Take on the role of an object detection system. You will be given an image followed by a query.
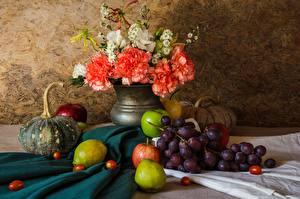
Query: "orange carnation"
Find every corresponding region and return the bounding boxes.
[114,47,151,85]
[171,45,195,84]
[151,59,179,97]
[85,53,114,91]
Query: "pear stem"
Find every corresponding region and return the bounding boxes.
[41,82,64,119]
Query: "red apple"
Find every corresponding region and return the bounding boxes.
[208,123,229,149]
[132,143,160,168]
[56,104,87,123]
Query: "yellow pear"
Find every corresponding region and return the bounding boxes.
[160,98,182,120]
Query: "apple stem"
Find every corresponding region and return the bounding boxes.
[41,82,64,119]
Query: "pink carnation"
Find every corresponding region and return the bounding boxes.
[114,47,151,85]
[85,53,113,91]
[151,59,179,97]
[171,45,195,84]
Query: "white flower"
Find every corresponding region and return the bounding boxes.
[163,39,171,47]
[152,57,158,64]
[160,34,172,41]
[100,3,109,17]
[187,32,193,38]
[194,36,199,40]
[135,30,156,52]
[106,30,127,49]
[107,52,116,63]
[104,30,128,62]
[105,41,117,63]
[160,29,174,41]
[162,47,171,55]
[186,39,192,44]
[105,42,117,62]
[106,40,116,51]
[128,23,156,52]
[72,63,86,78]
[98,33,106,43]
[163,29,173,37]
[128,23,140,40]
[153,53,161,59]
[155,52,162,58]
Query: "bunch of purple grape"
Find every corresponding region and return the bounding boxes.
[157,116,276,173]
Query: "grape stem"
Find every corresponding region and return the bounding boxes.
[175,133,187,143]
[205,147,220,156]
[146,121,164,131]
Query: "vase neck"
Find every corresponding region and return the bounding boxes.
[114,84,160,106]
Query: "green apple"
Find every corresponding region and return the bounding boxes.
[135,159,166,192]
[141,109,169,138]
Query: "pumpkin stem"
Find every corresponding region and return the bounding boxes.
[184,118,201,132]
[194,96,218,108]
[41,82,64,119]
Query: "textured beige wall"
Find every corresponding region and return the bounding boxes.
[0,0,300,126]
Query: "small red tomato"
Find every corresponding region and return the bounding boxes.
[106,160,117,170]
[180,176,191,186]
[73,164,85,172]
[8,180,24,191]
[249,165,262,175]
[53,152,61,160]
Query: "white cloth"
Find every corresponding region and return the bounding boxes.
[165,132,300,199]
[229,132,300,161]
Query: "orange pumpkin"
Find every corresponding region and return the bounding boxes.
[181,96,237,130]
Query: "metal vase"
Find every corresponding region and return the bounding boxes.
[110,84,163,126]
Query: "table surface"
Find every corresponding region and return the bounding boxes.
[1,124,300,199]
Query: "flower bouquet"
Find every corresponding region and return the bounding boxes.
[70,1,199,125]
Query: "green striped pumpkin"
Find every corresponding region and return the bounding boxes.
[18,82,81,156]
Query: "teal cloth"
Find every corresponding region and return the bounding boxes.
[0,125,145,199]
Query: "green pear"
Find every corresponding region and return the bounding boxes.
[134,159,166,192]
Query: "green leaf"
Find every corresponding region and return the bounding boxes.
[83,37,87,49]
[70,76,85,87]
[154,27,164,40]
[70,28,99,52]
[70,32,84,43]
[155,40,163,53]
[87,36,98,51]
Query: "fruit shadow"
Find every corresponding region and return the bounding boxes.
[134,177,200,198]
